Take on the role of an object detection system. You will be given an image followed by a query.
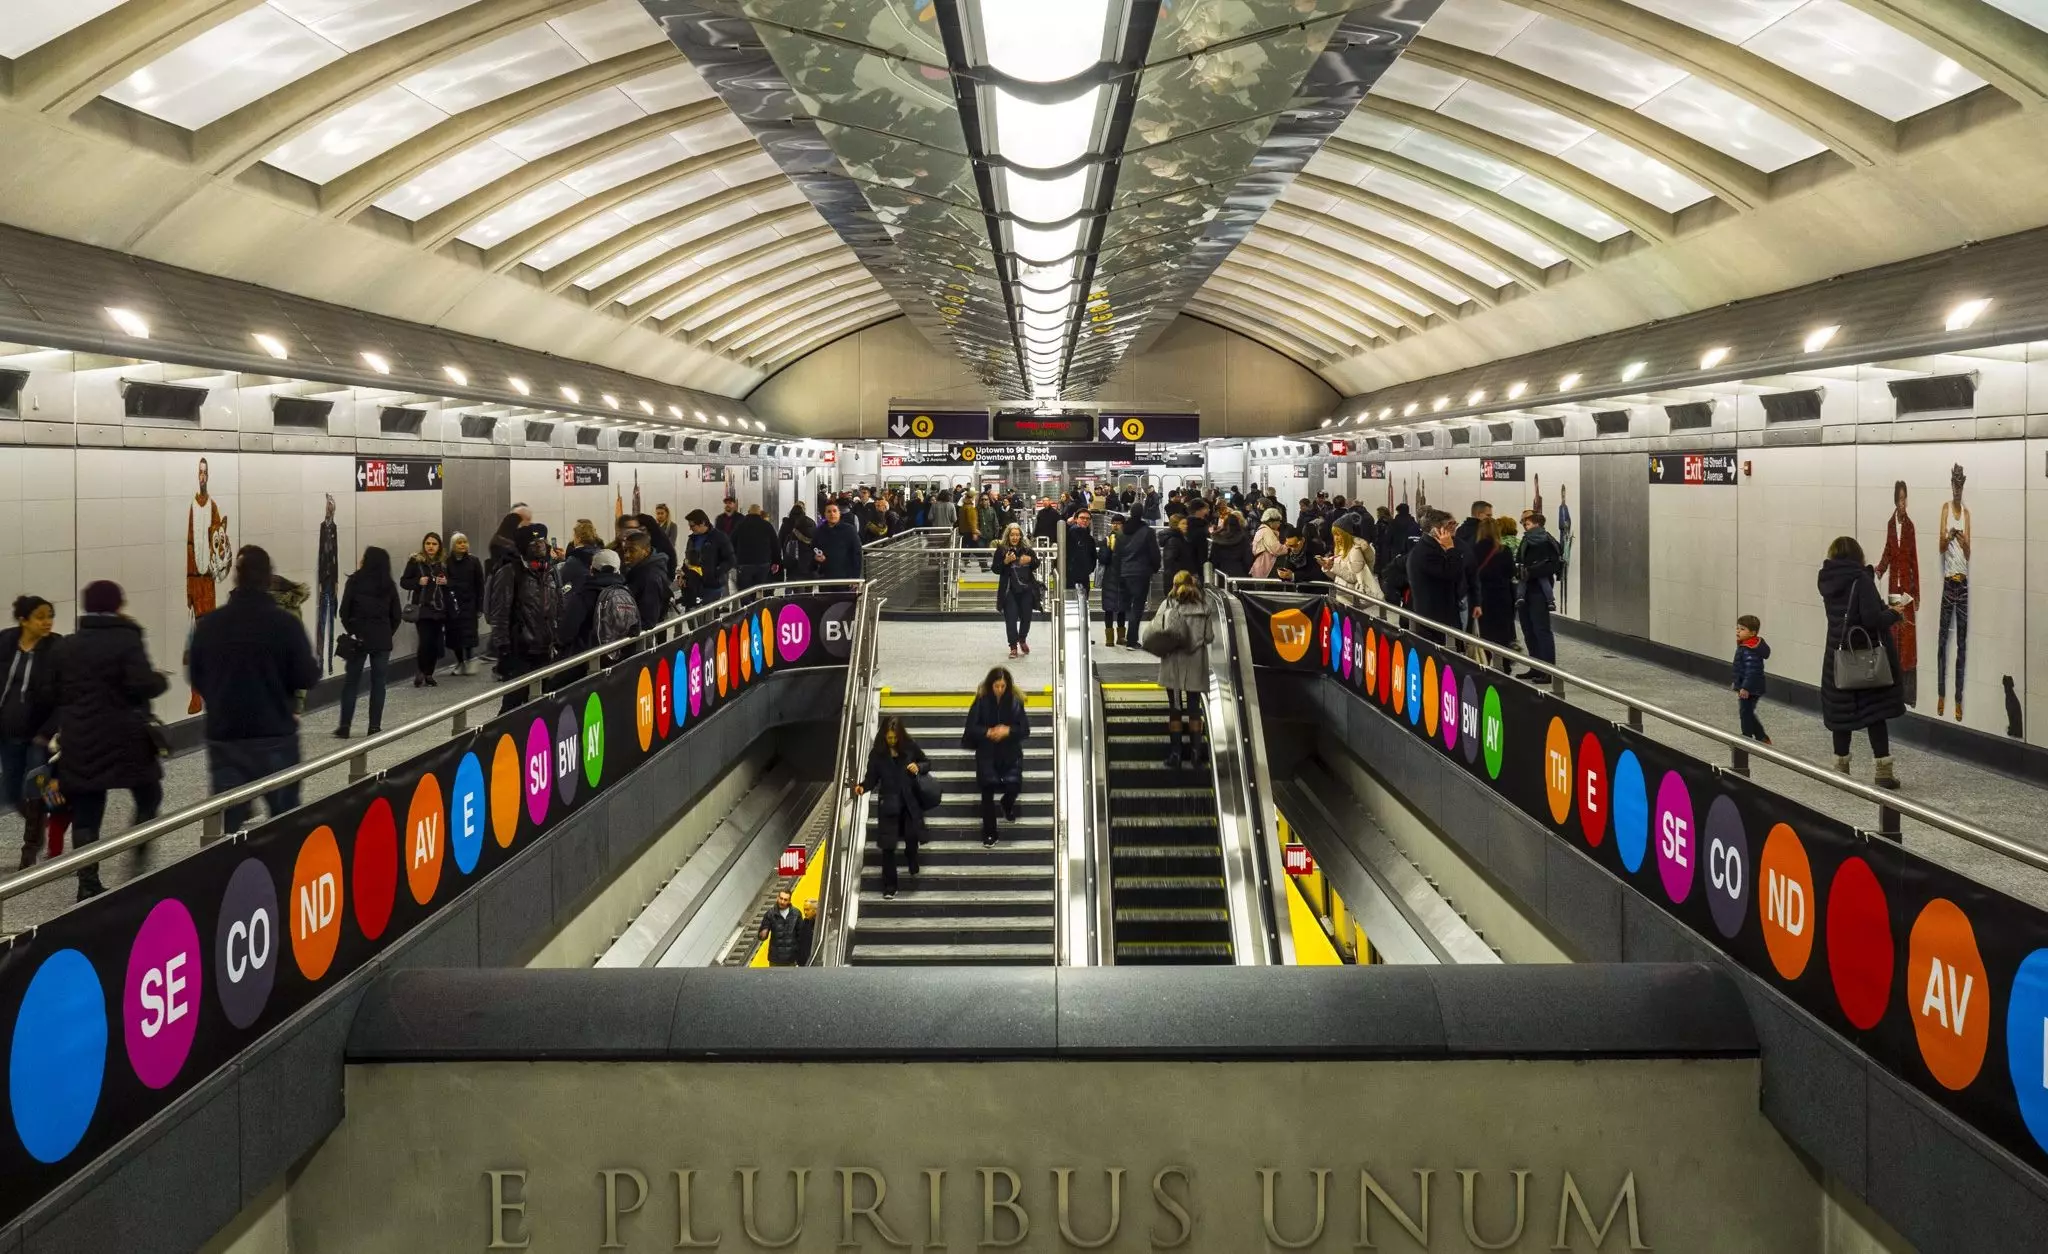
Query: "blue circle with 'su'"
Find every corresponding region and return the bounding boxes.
[451,752,486,875]
[2008,949,2048,1154]
[1405,650,1424,726]
[1613,750,1649,873]
[10,949,107,1163]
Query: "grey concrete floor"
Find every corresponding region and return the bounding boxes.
[0,662,502,933]
[1547,635,2048,908]
[874,617,1057,695]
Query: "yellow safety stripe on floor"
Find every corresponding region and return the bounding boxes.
[879,687,1054,710]
[746,821,830,968]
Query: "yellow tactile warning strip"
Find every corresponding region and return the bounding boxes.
[879,687,1054,710]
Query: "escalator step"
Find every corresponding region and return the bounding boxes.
[1110,814,1218,828]
[1105,787,1213,800]
[1114,941,1234,960]
[1113,875,1226,890]
[1114,907,1231,923]
[1112,845,1222,859]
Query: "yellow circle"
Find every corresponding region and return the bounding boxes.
[960,446,977,462]
[911,414,935,438]
[1121,417,1145,441]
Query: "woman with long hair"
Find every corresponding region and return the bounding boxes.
[445,532,485,675]
[487,511,525,571]
[1818,535,1905,788]
[336,546,400,737]
[993,522,1040,658]
[1148,571,1215,768]
[1322,513,1380,601]
[1472,516,1520,670]
[2,595,66,868]
[401,531,450,686]
[853,715,930,899]
[964,666,1030,847]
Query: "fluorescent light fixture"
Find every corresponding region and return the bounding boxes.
[1699,346,1729,369]
[1466,388,1486,405]
[694,410,707,421]
[1020,284,1078,313]
[716,415,730,426]
[639,400,655,415]
[1008,220,1083,264]
[1379,406,1393,419]
[601,393,620,409]
[1944,298,1990,331]
[1803,325,1840,353]
[1001,167,1090,224]
[1432,397,1449,412]
[1558,372,1581,391]
[1401,403,1418,417]
[991,85,1106,170]
[976,0,1111,82]
[253,333,288,360]
[1621,361,1646,382]
[106,307,149,338]
[362,352,391,375]
[443,365,467,386]
[560,386,581,404]
[509,376,530,396]
[1016,257,1079,291]
[1506,381,1526,400]
[669,404,684,419]
[1022,306,1074,332]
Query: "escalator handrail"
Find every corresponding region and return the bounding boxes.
[1206,585,1296,965]
[1085,614,1116,965]
[812,587,885,966]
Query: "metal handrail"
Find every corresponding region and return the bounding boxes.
[1083,595,1117,965]
[2,579,865,910]
[1206,586,1293,964]
[1225,577,2048,877]
[1049,530,1072,964]
[813,587,885,966]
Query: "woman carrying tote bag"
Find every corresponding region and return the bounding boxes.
[1144,571,1216,770]
[1817,536,1904,789]
[853,716,931,899]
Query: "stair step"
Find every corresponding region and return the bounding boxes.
[851,943,1053,964]
[1114,907,1231,923]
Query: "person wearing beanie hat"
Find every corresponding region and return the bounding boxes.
[486,525,562,713]
[1322,512,1381,602]
[1251,508,1286,579]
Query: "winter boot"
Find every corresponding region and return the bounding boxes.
[1833,755,1851,775]
[1104,622,1116,647]
[1874,757,1900,790]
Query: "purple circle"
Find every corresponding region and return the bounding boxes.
[1440,660,1459,752]
[1653,770,1697,904]
[776,603,811,663]
[123,898,202,1090]
[687,643,703,717]
[1339,617,1354,680]
[523,717,552,826]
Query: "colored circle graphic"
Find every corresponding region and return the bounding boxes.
[451,752,486,874]
[214,856,279,1030]
[404,772,445,906]
[1611,751,1649,874]
[740,620,754,683]
[821,600,855,659]
[352,797,399,942]
[699,641,716,714]
[636,667,655,751]
[123,897,201,1090]
[1543,718,1572,825]
[10,949,106,1162]
[1319,606,1333,671]
[554,705,581,809]
[289,825,344,979]
[1481,686,1504,779]
[687,643,704,717]
[489,734,521,849]
[1653,771,1696,904]
[1758,823,1815,979]
[715,631,729,697]
[1577,733,1607,847]
[1701,795,1748,940]
[1907,899,1989,1090]
[750,613,764,677]
[583,691,607,788]
[1826,855,1895,1031]
[1422,657,1441,737]
[654,659,671,740]
[1460,674,1481,767]
[670,650,688,730]
[1390,642,1406,715]
[1342,617,1357,682]
[1376,634,1391,705]
[1405,648,1423,727]
[758,608,775,671]
[1439,660,1459,752]
[1270,607,1313,664]
[523,718,552,826]
[2006,949,2048,1153]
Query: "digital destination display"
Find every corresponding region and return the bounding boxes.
[992,412,1093,442]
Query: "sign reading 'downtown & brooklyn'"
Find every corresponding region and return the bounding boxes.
[285,1058,1821,1250]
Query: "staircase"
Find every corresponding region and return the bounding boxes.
[849,698,1056,965]
[1102,684,1234,964]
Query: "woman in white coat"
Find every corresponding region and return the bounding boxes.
[1322,512,1382,603]
[1147,571,1216,769]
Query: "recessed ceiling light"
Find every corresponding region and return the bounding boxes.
[716,415,730,426]
[1699,346,1730,369]
[106,307,149,338]
[508,376,530,396]
[443,365,468,386]
[362,352,391,375]
[694,409,707,422]
[1466,389,1486,405]
[1944,298,1990,331]
[639,400,654,415]
[560,386,580,403]
[1506,381,1527,400]
[1379,406,1393,419]
[1401,402,1418,417]
[601,393,620,409]
[1558,372,1581,391]
[1621,361,1647,382]
[1432,397,1449,412]
[1803,325,1840,353]
[252,333,288,360]
[669,404,683,419]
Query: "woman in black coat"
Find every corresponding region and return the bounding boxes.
[1160,515,1199,589]
[39,581,167,898]
[1208,510,1252,579]
[337,546,402,738]
[854,716,930,899]
[401,531,450,687]
[964,666,1030,847]
[444,533,486,675]
[3,596,63,868]
[1818,536,1904,789]
[1471,519,1519,670]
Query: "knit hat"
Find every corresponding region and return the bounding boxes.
[1261,508,1283,523]
[1331,511,1367,538]
[590,549,620,573]
[81,580,123,614]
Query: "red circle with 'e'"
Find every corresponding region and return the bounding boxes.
[1826,855,1895,1031]
[1577,733,1608,847]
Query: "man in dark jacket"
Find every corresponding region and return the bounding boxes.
[713,497,740,537]
[758,887,814,966]
[1032,500,1061,542]
[813,502,863,579]
[486,525,561,712]
[558,548,627,652]
[1407,510,1465,642]
[1454,501,1493,629]
[189,546,320,833]
[682,510,734,606]
[1115,513,1161,648]
[621,530,673,633]
[1063,509,1098,615]
[732,504,780,589]
[1516,514,1563,675]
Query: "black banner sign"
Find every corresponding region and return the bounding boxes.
[1099,412,1199,443]
[0,594,858,1224]
[1480,456,1525,482]
[938,443,1168,465]
[354,457,441,492]
[562,462,608,487]
[884,410,987,441]
[1649,451,1738,485]
[1237,592,2048,1177]
[1362,462,1388,480]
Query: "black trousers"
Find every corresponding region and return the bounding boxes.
[980,779,1020,842]
[414,618,444,677]
[876,811,920,892]
[1832,722,1889,757]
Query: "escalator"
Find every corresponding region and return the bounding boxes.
[1100,684,1234,963]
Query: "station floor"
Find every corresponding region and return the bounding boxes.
[1548,634,2048,908]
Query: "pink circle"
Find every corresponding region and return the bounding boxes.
[123,898,202,1090]
[776,604,812,663]
[1439,661,1459,751]
[1654,770,1696,904]
[523,717,552,826]
[687,643,703,717]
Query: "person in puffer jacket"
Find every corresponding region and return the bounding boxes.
[1732,613,1772,744]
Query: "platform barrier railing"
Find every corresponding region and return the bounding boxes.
[1222,577,2048,877]
[813,586,885,967]
[0,579,866,925]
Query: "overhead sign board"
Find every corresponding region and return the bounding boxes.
[354,457,441,492]
[1480,457,1525,482]
[1362,462,1387,480]
[1099,412,1199,443]
[993,412,1093,442]
[890,443,1171,466]
[561,462,608,487]
[1649,452,1738,485]
[884,409,988,440]
[1329,439,1349,456]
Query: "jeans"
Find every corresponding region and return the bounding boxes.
[1737,696,1768,742]
[206,734,302,832]
[1001,587,1035,647]
[980,779,1020,843]
[415,619,444,679]
[1937,576,1968,706]
[1519,589,1556,664]
[70,782,164,882]
[1833,722,1889,758]
[1119,574,1151,645]
[338,649,389,732]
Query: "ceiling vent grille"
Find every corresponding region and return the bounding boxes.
[1448,426,1471,446]
[121,379,207,421]
[525,421,553,444]
[575,426,600,446]
[1592,409,1631,436]
[1488,422,1514,442]
[271,395,332,431]
[617,431,638,449]
[458,414,496,439]
[378,406,425,436]
[1665,400,1715,431]
[1887,373,1975,416]
[1761,388,1825,423]
[0,369,29,415]
[653,434,672,451]
[1534,416,1565,440]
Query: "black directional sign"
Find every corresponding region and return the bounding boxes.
[354,457,442,492]
[940,442,1169,465]
[562,462,608,486]
[1098,412,1199,443]
[884,409,988,440]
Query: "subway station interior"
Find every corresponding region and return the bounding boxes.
[5,0,2048,1251]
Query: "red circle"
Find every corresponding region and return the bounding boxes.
[1576,733,1608,847]
[656,659,673,739]
[1377,636,1392,704]
[352,797,400,942]
[1825,855,1895,1030]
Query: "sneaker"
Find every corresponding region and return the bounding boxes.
[1163,750,1182,769]
[882,887,897,900]
[1008,646,1019,659]
[1003,801,1018,823]
[333,727,350,739]
[982,833,998,848]
[1020,640,1030,655]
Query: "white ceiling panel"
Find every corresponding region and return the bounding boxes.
[674,258,837,325]
[548,0,668,61]
[559,136,693,195]
[713,152,783,189]
[1559,131,1713,210]
[492,89,648,160]
[573,235,674,290]
[1494,175,1627,239]
[617,64,714,113]
[1366,168,1568,265]
[693,224,789,268]
[1740,0,1983,119]
[1434,80,1593,153]
[261,84,447,184]
[607,170,744,222]
[372,139,526,218]
[104,6,345,131]
[1636,75,1826,170]
[1981,0,2048,34]
[1420,0,1539,56]
[0,0,128,59]
[1304,148,1376,187]
[1265,216,1478,301]
[1622,0,1805,44]
[673,113,757,155]
[1210,273,1376,341]
[1494,15,1690,109]
[523,211,634,268]
[616,261,699,307]
[401,22,587,113]
[456,180,589,247]
[269,0,473,54]
[1372,59,1467,109]
[1253,239,1437,315]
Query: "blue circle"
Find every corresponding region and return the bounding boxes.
[451,752,485,875]
[1613,750,1649,873]
[2008,949,2048,1154]
[1406,650,1424,726]
[10,949,107,1163]
[672,650,688,729]
[749,617,765,674]
[1333,617,1348,676]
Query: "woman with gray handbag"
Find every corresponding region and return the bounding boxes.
[1818,537,1904,789]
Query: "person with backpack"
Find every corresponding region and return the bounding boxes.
[559,548,639,656]
[781,512,817,580]
[1515,512,1563,676]
[853,715,932,899]
[620,530,673,638]
[1146,571,1215,769]
[486,525,561,713]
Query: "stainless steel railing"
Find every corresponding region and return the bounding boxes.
[1224,576,2048,877]
[1,579,864,921]
[1206,586,1294,964]
[812,586,885,966]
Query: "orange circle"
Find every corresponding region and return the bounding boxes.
[1758,823,1815,980]
[1390,641,1407,715]
[405,773,447,906]
[489,733,521,848]
[635,667,655,752]
[1363,628,1378,692]
[1423,656,1441,737]
[758,608,775,670]
[740,623,754,683]
[289,825,344,981]
[1269,608,1313,664]
[716,630,730,697]
[1543,717,1572,824]
[1907,898,1989,1090]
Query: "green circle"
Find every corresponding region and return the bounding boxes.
[1481,687,1505,780]
[582,692,605,788]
